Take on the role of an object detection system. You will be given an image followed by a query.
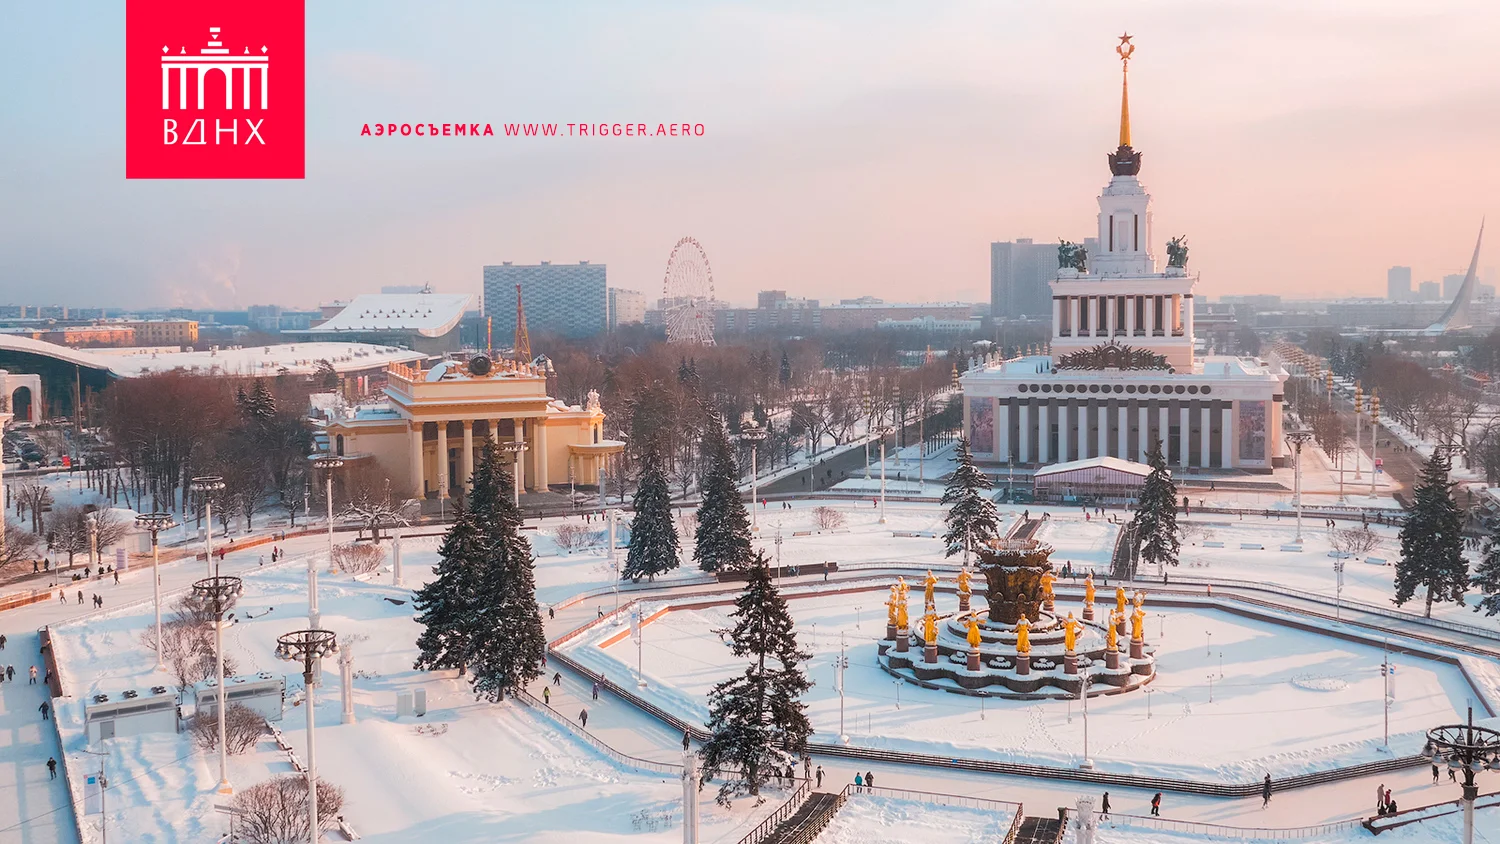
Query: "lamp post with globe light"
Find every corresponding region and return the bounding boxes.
[502,440,528,509]
[1427,709,1500,844]
[276,628,339,844]
[192,575,241,795]
[191,475,225,576]
[873,426,893,524]
[740,419,768,532]
[309,456,344,628]
[135,512,176,670]
[1284,430,1313,544]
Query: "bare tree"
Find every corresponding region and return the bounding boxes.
[812,506,846,530]
[552,523,600,553]
[190,703,268,754]
[0,524,42,576]
[329,543,385,575]
[13,483,52,534]
[1331,526,1381,559]
[139,594,239,691]
[232,776,345,844]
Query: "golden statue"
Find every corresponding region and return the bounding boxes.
[897,576,909,602]
[924,611,937,645]
[957,568,972,595]
[1016,616,1031,654]
[966,617,982,649]
[1040,570,1057,603]
[1084,572,1096,606]
[1131,606,1145,642]
[924,570,937,607]
[897,600,909,631]
[1115,586,1128,615]
[1106,613,1119,651]
[886,586,899,625]
[1062,612,1077,653]
[1133,589,1146,611]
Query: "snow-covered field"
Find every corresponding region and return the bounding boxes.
[565,592,1472,782]
[1093,805,1497,843]
[814,794,1016,843]
[47,556,783,843]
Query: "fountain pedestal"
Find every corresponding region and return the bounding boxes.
[958,592,971,613]
[1116,616,1127,638]
[895,629,909,652]
[1105,649,1120,670]
[967,650,981,671]
[1064,653,1078,675]
[1130,639,1144,660]
[1015,654,1031,675]
[923,645,938,664]
[886,623,897,641]
[1082,604,1095,621]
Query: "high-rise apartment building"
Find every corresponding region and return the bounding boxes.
[482,261,608,340]
[1386,266,1412,301]
[1418,281,1441,301]
[608,288,646,330]
[1444,273,1466,299]
[990,238,1098,321]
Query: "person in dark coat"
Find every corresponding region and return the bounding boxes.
[1100,792,1110,818]
[1262,774,1273,807]
[864,771,873,787]
[38,701,49,720]
[578,708,588,727]
[47,757,57,779]
[1151,792,1162,816]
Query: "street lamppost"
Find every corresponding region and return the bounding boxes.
[192,476,225,576]
[1369,391,1380,498]
[741,419,767,532]
[774,528,784,585]
[276,629,339,844]
[192,575,242,795]
[135,513,176,671]
[875,426,892,524]
[1427,708,1500,844]
[310,456,344,629]
[1284,430,1313,545]
[87,512,98,574]
[502,440,528,509]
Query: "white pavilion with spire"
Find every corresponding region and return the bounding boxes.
[960,36,1288,474]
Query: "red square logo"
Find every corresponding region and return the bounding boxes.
[126,0,305,179]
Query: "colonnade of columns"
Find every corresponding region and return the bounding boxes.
[1051,294,1191,340]
[408,417,549,499]
[991,397,1243,469]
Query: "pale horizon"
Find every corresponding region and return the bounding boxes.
[0,0,1495,310]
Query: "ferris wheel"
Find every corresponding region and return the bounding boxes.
[662,236,716,346]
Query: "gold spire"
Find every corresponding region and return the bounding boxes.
[1116,33,1135,148]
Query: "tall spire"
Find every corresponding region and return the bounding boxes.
[513,283,531,363]
[1107,33,1142,177]
[1118,33,1133,147]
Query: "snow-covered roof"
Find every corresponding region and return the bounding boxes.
[304,293,472,338]
[1034,455,1152,479]
[91,343,424,377]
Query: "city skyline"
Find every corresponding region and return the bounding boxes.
[0,1,1495,310]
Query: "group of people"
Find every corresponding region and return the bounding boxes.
[1375,783,1399,815]
[60,590,106,609]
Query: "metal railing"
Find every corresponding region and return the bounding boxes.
[736,780,811,844]
[511,688,682,776]
[1081,811,1363,840]
[842,783,1022,815]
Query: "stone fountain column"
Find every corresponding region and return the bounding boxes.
[924,642,938,664]
[886,621,898,641]
[1065,651,1078,675]
[1014,653,1030,675]
[1082,601,1095,622]
[967,647,981,671]
[1131,636,1145,660]
[896,628,909,653]
[1105,645,1121,670]
[958,590,971,613]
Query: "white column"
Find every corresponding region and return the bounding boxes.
[1069,298,1080,338]
[461,420,475,491]
[1117,403,1128,458]
[436,422,449,498]
[1185,295,1195,337]
[1200,404,1212,468]
[997,401,1010,461]
[1057,402,1069,463]
[409,423,424,499]
[1222,404,1236,468]
[1018,403,1031,463]
[1159,404,1170,458]
[1102,297,1112,336]
[514,421,528,491]
[1179,404,1190,468]
[1053,299,1063,337]
[535,419,550,489]
[1038,402,1050,463]
[1126,297,1136,335]
[1138,403,1150,462]
[1097,402,1109,457]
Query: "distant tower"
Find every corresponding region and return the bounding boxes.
[513,283,531,363]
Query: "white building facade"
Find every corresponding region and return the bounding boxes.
[960,40,1287,473]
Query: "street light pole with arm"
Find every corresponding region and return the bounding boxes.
[741,419,767,532]
[276,628,339,844]
[192,575,242,795]
[309,456,344,629]
[192,476,225,577]
[134,513,176,671]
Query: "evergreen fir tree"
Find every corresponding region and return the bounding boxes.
[245,380,277,424]
[694,416,755,573]
[699,552,812,805]
[941,437,1000,558]
[413,442,546,701]
[1471,516,1500,616]
[624,448,680,581]
[1396,451,1468,618]
[1133,439,1181,569]
[778,351,792,387]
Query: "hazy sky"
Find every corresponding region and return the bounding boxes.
[0,0,1495,310]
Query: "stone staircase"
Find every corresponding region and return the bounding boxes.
[1009,815,1064,844]
[762,791,844,844]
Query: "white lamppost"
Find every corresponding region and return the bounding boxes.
[135,513,176,671]
[1079,671,1094,769]
[276,629,339,844]
[608,507,619,613]
[876,427,892,524]
[741,420,767,532]
[310,456,344,629]
[192,476,225,576]
[834,637,849,744]
[193,575,241,795]
[503,440,528,509]
[1284,431,1312,545]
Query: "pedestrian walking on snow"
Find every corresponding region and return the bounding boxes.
[854,773,863,788]
[542,686,551,705]
[77,590,83,605]
[591,682,599,700]
[47,757,56,779]
[38,701,49,720]
[1100,792,1110,819]
[815,766,824,788]
[548,606,555,620]
[1262,774,1273,807]
[864,771,873,788]
[578,708,588,727]
[1150,792,1161,816]
[5,665,12,681]
[30,666,38,684]
[113,570,119,584]
[552,672,561,686]
[0,634,6,649]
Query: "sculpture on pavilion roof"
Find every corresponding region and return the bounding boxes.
[1056,342,1172,372]
[1166,235,1189,269]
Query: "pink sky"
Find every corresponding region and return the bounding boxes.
[0,1,1494,309]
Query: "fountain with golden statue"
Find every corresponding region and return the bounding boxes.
[876,537,1158,698]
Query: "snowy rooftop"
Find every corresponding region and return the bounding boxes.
[303,293,472,337]
[90,342,424,377]
[1033,455,1151,478]
[970,354,1285,381]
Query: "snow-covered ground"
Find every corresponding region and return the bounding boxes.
[47,556,784,843]
[814,794,1016,843]
[564,592,1472,782]
[1093,804,1499,843]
